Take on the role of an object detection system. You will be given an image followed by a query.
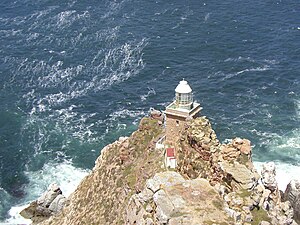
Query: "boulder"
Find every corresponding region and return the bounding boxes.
[126,172,231,225]
[284,180,300,224]
[153,190,174,223]
[146,171,185,193]
[48,194,66,213]
[145,218,154,225]
[126,194,148,225]
[37,183,62,207]
[219,161,258,190]
[20,183,66,223]
[137,188,153,203]
[149,108,164,122]
[261,162,278,192]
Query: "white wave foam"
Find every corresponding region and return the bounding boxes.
[140,88,156,101]
[24,162,89,198]
[295,99,300,119]
[54,10,90,29]
[5,161,89,224]
[224,57,278,65]
[222,65,270,80]
[253,161,299,191]
[204,13,211,22]
[5,204,32,225]
[16,37,148,114]
[100,108,146,126]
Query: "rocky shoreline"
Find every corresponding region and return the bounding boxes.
[21,115,300,225]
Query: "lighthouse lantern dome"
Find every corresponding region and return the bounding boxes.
[175,79,193,110]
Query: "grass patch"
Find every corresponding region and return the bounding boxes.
[237,189,251,198]
[171,211,186,217]
[237,153,249,165]
[127,173,136,189]
[251,207,271,225]
[212,199,224,210]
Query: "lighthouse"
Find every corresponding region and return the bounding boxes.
[165,79,202,144]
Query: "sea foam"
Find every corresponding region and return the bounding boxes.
[4,161,89,224]
[253,161,299,192]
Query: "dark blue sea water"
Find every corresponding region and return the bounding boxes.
[0,0,299,222]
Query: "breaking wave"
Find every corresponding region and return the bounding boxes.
[5,161,89,224]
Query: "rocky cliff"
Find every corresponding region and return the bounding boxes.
[22,116,299,225]
[37,117,164,225]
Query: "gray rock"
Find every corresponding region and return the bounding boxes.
[284,180,300,224]
[145,204,153,213]
[146,171,185,193]
[259,221,270,225]
[244,213,253,223]
[126,195,148,225]
[153,190,174,223]
[20,183,65,223]
[169,195,186,212]
[145,218,154,225]
[261,162,278,192]
[137,188,153,203]
[37,183,62,207]
[48,194,66,213]
[220,161,258,189]
[169,215,193,225]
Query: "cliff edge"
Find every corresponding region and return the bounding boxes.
[22,116,299,225]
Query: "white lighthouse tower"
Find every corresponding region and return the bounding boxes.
[165,79,202,144]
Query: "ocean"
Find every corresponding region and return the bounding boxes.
[0,0,299,223]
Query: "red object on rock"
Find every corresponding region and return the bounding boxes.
[166,148,175,157]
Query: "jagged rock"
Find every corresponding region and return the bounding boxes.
[261,189,271,208]
[153,190,174,223]
[219,161,258,190]
[145,218,154,225]
[137,188,153,203]
[284,180,300,224]
[35,116,299,225]
[48,194,66,213]
[146,171,185,193]
[146,204,153,213]
[149,108,164,122]
[20,201,51,221]
[261,162,278,192]
[37,183,62,207]
[126,172,231,225]
[232,138,251,155]
[20,183,66,223]
[126,194,148,225]
[269,201,296,225]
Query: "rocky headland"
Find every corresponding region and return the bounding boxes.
[21,114,300,225]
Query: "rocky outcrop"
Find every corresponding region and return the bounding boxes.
[20,183,66,224]
[38,118,164,225]
[284,180,300,224]
[23,116,298,225]
[218,138,260,190]
[149,108,164,125]
[177,117,259,191]
[261,162,278,192]
[125,171,232,225]
[260,162,281,212]
[176,117,221,181]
